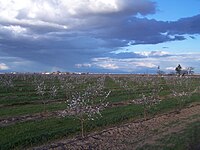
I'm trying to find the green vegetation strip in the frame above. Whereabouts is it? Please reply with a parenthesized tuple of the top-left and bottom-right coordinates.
(0, 105, 143, 150)
(138, 121, 200, 150)
(149, 93, 200, 115)
(0, 103, 66, 118)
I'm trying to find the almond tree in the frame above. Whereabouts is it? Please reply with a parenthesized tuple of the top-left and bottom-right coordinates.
(35, 81, 47, 112)
(61, 77, 110, 138)
(60, 77, 74, 101)
(170, 77, 193, 112)
(0, 75, 14, 92)
(133, 79, 162, 120)
(139, 91, 161, 120)
(49, 85, 58, 98)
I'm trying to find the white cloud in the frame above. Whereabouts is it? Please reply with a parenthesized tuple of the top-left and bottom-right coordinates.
(61, 0, 119, 15)
(135, 62, 156, 68)
(1, 25, 27, 36)
(0, 55, 51, 72)
(75, 63, 92, 68)
(135, 51, 169, 57)
(0, 0, 118, 22)
(166, 67, 175, 71)
(76, 52, 200, 73)
(0, 0, 155, 30)
(97, 63, 119, 70)
(0, 63, 9, 70)
(77, 57, 157, 72)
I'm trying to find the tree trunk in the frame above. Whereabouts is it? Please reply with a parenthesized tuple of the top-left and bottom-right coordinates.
(81, 119, 84, 138)
(144, 107, 147, 120)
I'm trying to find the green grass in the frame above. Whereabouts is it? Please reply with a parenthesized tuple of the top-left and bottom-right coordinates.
(0, 117, 79, 150)
(0, 104, 143, 150)
(138, 121, 200, 150)
(0, 102, 67, 118)
(148, 93, 200, 116)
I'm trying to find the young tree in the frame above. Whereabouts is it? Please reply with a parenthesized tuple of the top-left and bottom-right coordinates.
(35, 81, 47, 112)
(170, 77, 193, 112)
(0, 75, 14, 92)
(49, 85, 59, 99)
(59, 76, 75, 101)
(61, 78, 111, 138)
(132, 78, 162, 120)
(140, 88, 162, 120)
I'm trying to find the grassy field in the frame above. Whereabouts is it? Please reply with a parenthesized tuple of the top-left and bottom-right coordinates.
(139, 118, 200, 150)
(0, 74, 200, 149)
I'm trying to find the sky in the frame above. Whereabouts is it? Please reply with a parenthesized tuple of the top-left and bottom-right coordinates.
(0, 0, 200, 74)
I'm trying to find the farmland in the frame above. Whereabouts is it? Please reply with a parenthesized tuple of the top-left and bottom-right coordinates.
(0, 74, 200, 150)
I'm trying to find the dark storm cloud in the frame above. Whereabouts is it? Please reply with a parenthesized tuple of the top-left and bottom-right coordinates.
(92, 16, 193, 45)
(0, 0, 200, 72)
(169, 14, 200, 35)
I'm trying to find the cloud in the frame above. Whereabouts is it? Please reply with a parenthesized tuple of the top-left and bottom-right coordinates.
(170, 14, 200, 35)
(135, 51, 169, 57)
(0, 1, 199, 44)
(106, 50, 170, 60)
(97, 63, 119, 70)
(1, 25, 27, 35)
(0, 54, 51, 72)
(166, 67, 175, 71)
(76, 51, 200, 73)
(135, 62, 156, 68)
(75, 63, 92, 68)
(0, 63, 9, 70)
(0, 0, 156, 31)
(77, 56, 158, 72)
(0, 0, 200, 73)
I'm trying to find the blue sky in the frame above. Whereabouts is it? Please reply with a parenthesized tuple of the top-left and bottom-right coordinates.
(149, 0, 200, 21)
(0, 0, 200, 73)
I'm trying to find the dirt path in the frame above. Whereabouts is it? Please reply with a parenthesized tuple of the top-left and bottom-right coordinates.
(33, 104, 200, 150)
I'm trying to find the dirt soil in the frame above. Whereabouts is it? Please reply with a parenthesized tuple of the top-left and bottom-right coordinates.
(33, 103, 200, 150)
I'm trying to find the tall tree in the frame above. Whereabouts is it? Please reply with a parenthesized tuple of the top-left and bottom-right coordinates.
(175, 64, 182, 76)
